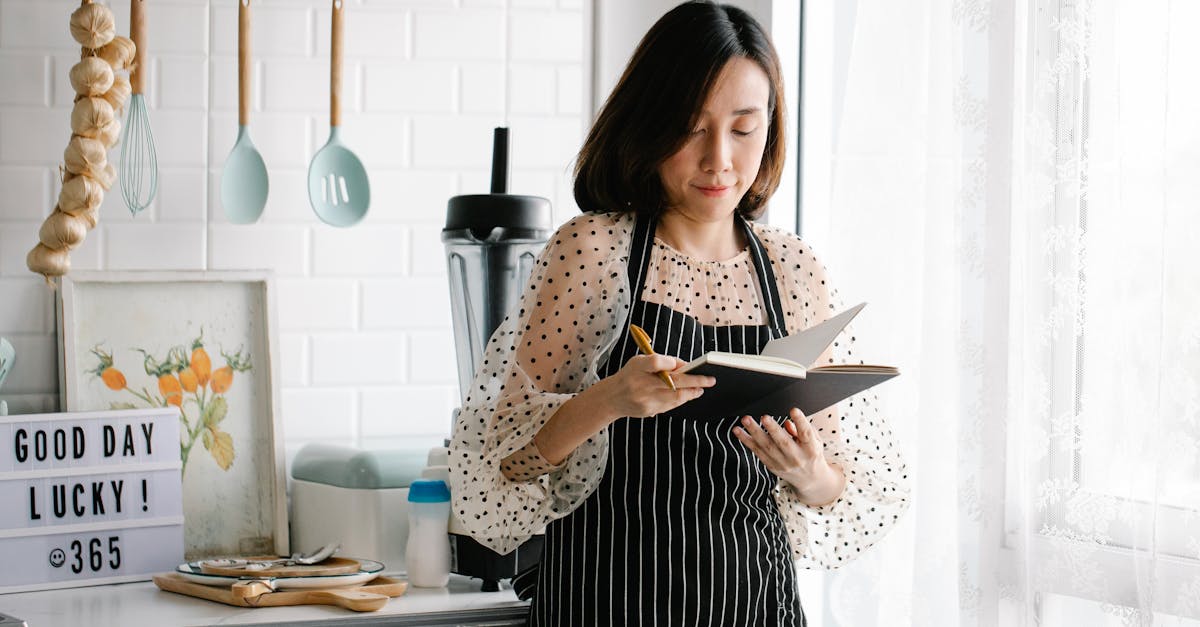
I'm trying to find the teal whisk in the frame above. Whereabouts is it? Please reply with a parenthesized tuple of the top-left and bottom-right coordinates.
(119, 0, 158, 216)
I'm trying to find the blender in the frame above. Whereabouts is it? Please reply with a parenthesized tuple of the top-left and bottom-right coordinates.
(442, 127, 552, 591)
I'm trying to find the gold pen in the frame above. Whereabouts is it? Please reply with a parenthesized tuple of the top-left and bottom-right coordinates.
(629, 324, 677, 391)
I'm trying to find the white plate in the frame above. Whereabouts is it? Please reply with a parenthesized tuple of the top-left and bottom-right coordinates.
(175, 558, 385, 589)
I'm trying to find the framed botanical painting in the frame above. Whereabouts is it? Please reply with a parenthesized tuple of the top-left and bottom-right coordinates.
(57, 271, 288, 561)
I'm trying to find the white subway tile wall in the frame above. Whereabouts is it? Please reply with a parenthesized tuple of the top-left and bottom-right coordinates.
(0, 0, 589, 456)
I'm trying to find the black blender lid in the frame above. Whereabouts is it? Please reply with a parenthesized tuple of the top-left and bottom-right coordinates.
(446, 194, 551, 231)
(444, 127, 553, 232)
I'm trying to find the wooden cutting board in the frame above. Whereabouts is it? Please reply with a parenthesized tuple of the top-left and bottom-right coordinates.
(198, 556, 362, 577)
(153, 573, 407, 612)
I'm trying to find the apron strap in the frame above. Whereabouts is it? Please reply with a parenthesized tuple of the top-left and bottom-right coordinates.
(740, 216, 787, 337)
(626, 210, 657, 304)
(599, 210, 659, 381)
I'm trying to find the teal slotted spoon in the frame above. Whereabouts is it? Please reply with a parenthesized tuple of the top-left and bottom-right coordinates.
(220, 0, 269, 224)
(307, 0, 369, 227)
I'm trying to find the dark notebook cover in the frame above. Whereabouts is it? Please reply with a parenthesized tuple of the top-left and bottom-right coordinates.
(669, 303, 899, 419)
(670, 366, 897, 419)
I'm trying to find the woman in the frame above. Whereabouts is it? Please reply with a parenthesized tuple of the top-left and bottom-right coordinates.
(449, 2, 909, 625)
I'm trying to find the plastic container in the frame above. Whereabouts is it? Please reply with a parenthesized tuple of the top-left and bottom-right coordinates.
(289, 444, 427, 575)
(421, 445, 450, 484)
(405, 479, 452, 588)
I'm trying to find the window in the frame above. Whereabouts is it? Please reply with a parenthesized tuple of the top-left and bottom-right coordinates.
(1021, 0, 1200, 617)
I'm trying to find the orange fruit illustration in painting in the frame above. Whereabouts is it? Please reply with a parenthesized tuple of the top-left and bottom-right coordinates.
(89, 345, 126, 391)
(178, 367, 199, 393)
(158, 373, 183, 407)
(210, 366, 234, 394)
(191, 344, 211, 387)
(101, 366, 126, 391)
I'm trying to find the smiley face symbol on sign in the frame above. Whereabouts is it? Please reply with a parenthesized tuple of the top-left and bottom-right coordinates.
(49, 548, 66, 568)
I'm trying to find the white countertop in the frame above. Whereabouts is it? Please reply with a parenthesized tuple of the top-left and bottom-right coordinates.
(0, 575, 528, 626)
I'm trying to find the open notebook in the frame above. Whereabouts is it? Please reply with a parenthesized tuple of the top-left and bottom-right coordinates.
(671, 303, 898, 418)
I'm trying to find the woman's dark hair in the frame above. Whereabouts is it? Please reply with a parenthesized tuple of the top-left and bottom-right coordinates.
(574, 1, 786, 220)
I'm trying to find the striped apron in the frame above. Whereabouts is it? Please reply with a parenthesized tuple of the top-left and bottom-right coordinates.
(521, 212, 806, 626)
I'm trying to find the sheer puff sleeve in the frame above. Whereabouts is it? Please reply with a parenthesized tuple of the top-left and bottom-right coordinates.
(449, 212, 634, 555)
(754, 224, 911, 569)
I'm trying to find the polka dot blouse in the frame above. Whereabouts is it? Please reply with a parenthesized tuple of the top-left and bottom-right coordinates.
(449, 211, 910, 569)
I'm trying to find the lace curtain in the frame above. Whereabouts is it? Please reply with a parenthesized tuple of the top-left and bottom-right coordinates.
(803, 0, 1200, 624)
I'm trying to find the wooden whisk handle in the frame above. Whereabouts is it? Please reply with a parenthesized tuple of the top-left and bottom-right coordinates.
(130, 0, 147, 94)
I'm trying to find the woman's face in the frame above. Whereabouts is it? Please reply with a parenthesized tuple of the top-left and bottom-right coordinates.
(658, 56, 771, 223)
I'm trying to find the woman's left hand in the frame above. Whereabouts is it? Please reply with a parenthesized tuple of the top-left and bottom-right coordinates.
(733, 407, 846, 506)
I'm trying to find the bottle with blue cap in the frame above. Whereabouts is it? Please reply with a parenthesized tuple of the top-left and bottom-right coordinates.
(405, 479, 451, 587)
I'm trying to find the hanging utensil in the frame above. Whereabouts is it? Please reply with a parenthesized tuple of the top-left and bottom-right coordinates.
(0, 338, 13, 391)
(119, 0, 158, 216)
(307, 0, 369, 227)
(220, 0, 269, 224)
(0, 337, 14, 417)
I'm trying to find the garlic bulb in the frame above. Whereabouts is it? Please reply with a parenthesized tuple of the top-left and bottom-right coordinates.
(90, 162, 117, 191)
(64, 135, 108, 179)
(69, 3, 116, 50)
(69, 56, 114, 97)
(58, 174, 104, 214)
(73, 205, 100, 230)
(101, 73, 131, 113)
(96, 119, 122, 148)
(70, 97, 116, 139)
(26, 243, 72, 279)
(96, 36, 135, 70)
(39, 209, 89, 250)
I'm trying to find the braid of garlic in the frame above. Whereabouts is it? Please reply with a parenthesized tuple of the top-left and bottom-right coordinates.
(28, 1, 132, 282)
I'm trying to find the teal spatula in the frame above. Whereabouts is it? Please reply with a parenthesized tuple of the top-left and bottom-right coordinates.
(307, 0, 369, 227)
(220, 0, 269, 224)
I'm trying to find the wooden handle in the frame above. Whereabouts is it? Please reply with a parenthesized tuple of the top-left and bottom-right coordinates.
(330, 0, 343, 127)
(238, 0, 251, 125)
(231, 579, 275, 600)
(155, 574, 236, 605)
(155, 574, 408, 610)
(129, 0, 147, 94)
(305, 589, 389, 612)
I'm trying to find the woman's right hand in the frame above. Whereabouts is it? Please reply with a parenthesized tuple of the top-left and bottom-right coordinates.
(592, 354, 715, 420)
(526, 355, 716, 468)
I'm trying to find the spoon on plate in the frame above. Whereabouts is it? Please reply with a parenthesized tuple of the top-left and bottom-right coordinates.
(202, 542, 340, 571)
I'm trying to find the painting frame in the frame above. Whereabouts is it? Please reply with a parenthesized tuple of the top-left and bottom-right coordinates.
(57, 270, 288, 560)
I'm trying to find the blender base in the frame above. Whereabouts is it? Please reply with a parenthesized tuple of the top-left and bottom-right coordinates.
(450, 532, 544, 592)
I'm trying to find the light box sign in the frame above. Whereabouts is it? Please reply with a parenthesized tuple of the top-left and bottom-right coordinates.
(0, 407, 184, 593)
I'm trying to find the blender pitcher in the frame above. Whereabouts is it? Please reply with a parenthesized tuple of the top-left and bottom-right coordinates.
(442, 128, 552, 403)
